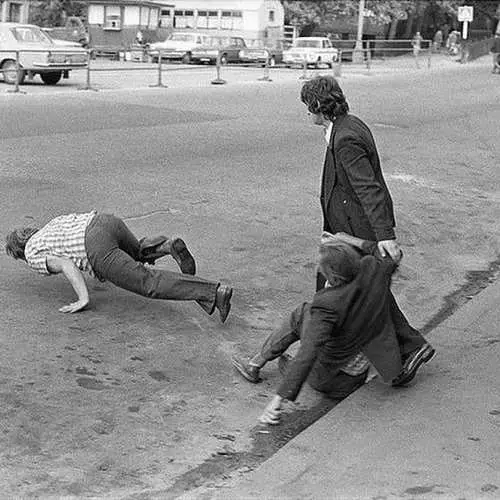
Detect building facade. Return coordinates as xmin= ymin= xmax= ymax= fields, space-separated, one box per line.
xmin=154 ymin=0 xmax=284 ymax=43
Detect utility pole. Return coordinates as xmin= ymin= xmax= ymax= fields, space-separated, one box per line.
xmin=353 ymin=0 xmax=365 ymax=63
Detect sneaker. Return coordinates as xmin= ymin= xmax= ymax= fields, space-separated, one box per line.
xmin=392 ymin=343 xmax=435 ymax=387
xmin=232 ymin=356 xmax=261 ymax=383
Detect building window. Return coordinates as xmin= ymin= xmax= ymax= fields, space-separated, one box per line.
xmin=174 ymin=9 xmax=195 ymax=28
xmin=104 ymin=6 xmax=122 ymax=30
xmin=220 ymin=10 xmax=242 ymax=30
xmin=9 ymin=2 xmax=22 ymax=22
xmin=268 ymin=10 xmax=275 ymax=23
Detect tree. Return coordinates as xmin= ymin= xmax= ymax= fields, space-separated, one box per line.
xmin=29 ymin=0 xmax=86 ymax=27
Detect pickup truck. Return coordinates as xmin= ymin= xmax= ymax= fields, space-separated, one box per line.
xmin=283 ymin=37 xmax=339 ymax=68
xmin=43 ymin=17 xmax=89 ymax=47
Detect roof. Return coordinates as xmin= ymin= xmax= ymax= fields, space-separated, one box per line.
xmin=87 ymin=0 xmax=174 ymax=7
xmin=153 ymin=0 xmax=278 ymax=11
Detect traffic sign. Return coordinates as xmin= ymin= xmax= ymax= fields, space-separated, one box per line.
xmin=458 ymin=6 xmax=473 ymax=22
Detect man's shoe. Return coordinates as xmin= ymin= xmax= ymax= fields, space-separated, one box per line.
xmin=139 ymin=236 xmax=168 ymax=264
xmin=170 ymin=238 xmax=196 ymax=275
xmin=232 ymin=356 xmax=261 ymax=383
xmin=215 ymin=286 xmax=233 ymax=323
xmin=392 ymin=343 xmax=435 ymax=387
xmin=278 ymin=354 xmax=294 ymax=376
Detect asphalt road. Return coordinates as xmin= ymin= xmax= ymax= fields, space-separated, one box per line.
xmin=0 ymin=59 xmax=499 ymax=498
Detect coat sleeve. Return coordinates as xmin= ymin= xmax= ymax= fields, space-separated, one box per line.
xmin=336 ymin=137 xmax=395 ymax=241
xmin=276 ymin=297 xmax=338 ymax=401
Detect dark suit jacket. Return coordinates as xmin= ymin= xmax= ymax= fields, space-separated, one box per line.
xmin=321 ymin=114 xmax=396 ymax=242
xmin=277 ymin=253 xmax=399 ymax=401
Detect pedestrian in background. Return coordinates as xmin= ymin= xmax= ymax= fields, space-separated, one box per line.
xmin=433 ymin=28 xmax=443 ymax=52
xmin=299 ymin=75 xmax=434 ymax=393
xmin=412 ymin=32 xmax=423 ymax=67
xmin=490 ymin=33 xmax=500 ymax=74
xmin=5 ymin=211 xmax=233 ymax=322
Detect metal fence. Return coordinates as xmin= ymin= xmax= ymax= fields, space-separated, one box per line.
xmin=1 ymin=42 xmax=435 ymax=93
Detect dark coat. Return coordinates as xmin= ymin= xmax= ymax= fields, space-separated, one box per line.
xmin=277 ymin=253 xmax=400 ymax=401
xmin=321 ymin=114 xmax=396 ymax=242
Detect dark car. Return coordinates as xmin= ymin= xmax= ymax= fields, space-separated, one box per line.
xmin=191 ymin=35 xmax=246 ymax=64
xmin=238 ymin=39 xmax=290 ymax=66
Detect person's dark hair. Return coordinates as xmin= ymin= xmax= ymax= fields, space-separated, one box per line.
xmin=300 ymin=75 xmax=349 ymax=120
xmin=318 ymin=241 xmax=361 ymax=285
xmin=5 ymin=227 xmax=39 ymax=261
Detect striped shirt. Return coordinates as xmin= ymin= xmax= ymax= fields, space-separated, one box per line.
xmin=25 ymin=211 xmax=96 ymax=276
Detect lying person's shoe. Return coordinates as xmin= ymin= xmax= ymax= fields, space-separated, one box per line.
xmin=170 ymin=238 xmax=196 ymax=275
xmin=232 ymin=356 xmax=261 ymax=383
xmin=215 ymin=285 xmax=233 ymax=323
xmin=392 ymin=343 xmax=435 ymax=387
xmin=278 ymin=353 xmax=294 ymax=376
xmin=139 ymin=235 xmax=168 ymax=264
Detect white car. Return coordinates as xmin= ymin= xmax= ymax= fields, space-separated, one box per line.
xmin=0 ymin=22 xmax=87 ymax=85
xmin=148 ymin=32 xmax=209 ymax=64
xmin=283 ymin=37 xmax=339 ymax=68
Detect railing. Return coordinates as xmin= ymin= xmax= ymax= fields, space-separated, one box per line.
xmin=1 ymin=42 xmax=436 ymax=93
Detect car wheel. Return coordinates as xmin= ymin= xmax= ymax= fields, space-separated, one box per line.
xmin=315 ymin=57 xmax=322 ymax=69
xmin=40 ymin=71 xmax=63 ymax=85
xmin=269 ymin=55 xmax=276 ymax=67
xmin=182 ymin=52 xmax=191 ymax=64
xmin=2 ymin=59 xmax=26 ymax=85
xmin=220 ymin=54 xmax=228 ymax=65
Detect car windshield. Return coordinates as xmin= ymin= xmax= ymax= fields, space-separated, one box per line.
xmin=294 ymin=40 xmax=321 ymax=48
xmin=11 ymin=26 xmax=52 ymax=43
xmin=168 ymin=33 xmax=195 ymax=42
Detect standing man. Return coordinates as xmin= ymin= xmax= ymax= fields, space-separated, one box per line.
xmin=490 ymin=33 xmax=500 ymax=74
xmin=299 ymin=76 xmax=434 ymax=387
xmin=412 ymin=32 xmax=423 ymax=68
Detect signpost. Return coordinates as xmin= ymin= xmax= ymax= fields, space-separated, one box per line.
xmin=458 ymin=5 xmax=474 ymax=40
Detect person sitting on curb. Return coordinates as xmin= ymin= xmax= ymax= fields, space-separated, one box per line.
xmin=232 ymin=232 xmax=435 ymax=425
xmin=5 ymin=210 xmax=232 ymax=322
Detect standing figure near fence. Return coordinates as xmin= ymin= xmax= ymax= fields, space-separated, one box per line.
xmin=433 ymin=29 xmax=443 ymax=52
xmin=491 ymin=33 xmax=500 ymax=74
xmin=5 ymin=211 xmax=233 ymax=322
xmin=412 ymin=32 xmax=423 ymax=68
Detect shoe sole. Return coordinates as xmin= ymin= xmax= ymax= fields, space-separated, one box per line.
xmin=393 ymin=346 xmax=435 ymax=387
xmin=231 ymin=356 xmax=260 ymax=383
xmin=219 ymin=288 xmax=233 ymax=323
xmin=171 ymin=238 xmax=196 ymax=275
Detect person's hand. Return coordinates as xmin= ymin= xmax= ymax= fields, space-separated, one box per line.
xmin=259 ymin=395 xmax=283 ymax=425
xmin=59 ymin=299 xmax=89 ymax=313
xmin=377 ymin=240 xmax=403 ymax=263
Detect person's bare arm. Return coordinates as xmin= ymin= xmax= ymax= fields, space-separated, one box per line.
xmin=46 ymin=256 xmax=89 ymax=313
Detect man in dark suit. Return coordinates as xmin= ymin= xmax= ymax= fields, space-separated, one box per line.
xmin=299 ymin=75 xmax=434 ymax=391
xmin=233 ymin=233 xmax=432 ymax=425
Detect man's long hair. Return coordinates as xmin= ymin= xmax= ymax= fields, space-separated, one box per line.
xmin=5 ymin=227 xmax=39 ymax=261
xmin=300 ymin=75 xmax=349 ymax=121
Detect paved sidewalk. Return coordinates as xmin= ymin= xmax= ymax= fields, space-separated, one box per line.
xmin=185 ymin=277 xmax=500 ymax=499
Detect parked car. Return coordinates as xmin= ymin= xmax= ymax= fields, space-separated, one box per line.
xmin=148 ymin=32 xmax=209 ymax=64
xmin=238 ymin=39 xmax=289 ymax=66
xmin=283 ymin=37 xmax=339 ymax=68
xmin=0 ymin=22 xmax=88 ymax=85
xmin=191 ymin=36 xmax=246 ymax=64
xmin=42 ymin=16 xmax=89 ymax=47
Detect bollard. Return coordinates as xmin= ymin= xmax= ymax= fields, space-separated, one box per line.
xmin=258 ymin=50 xmax=272 ymax=82
xmin=78 ymin=50 xmax=98 ymax=91
xmin=299 ymin=56 xmax=309 ymax=80
xmin=211 ymin=50 xmax=227 ymax=85
xmin=365 ymin=48 xmax=372 ymax=71
xmin=333 ymin=50 xmax=342 ymax=78
xmin=150 ymin=51 xmax=167 ymax=88
xmin=427 ymin=45 xmax=432 ymax=69
xmin=6 ymin=51 xmax=25 ymax=94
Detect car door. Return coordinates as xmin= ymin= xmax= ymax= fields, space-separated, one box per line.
xmin=228 ymin=37 xmax=245 ymax=62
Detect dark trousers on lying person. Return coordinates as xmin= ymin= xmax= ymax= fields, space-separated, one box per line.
xmin=85 ymin=213 xmax=218 ymax=314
